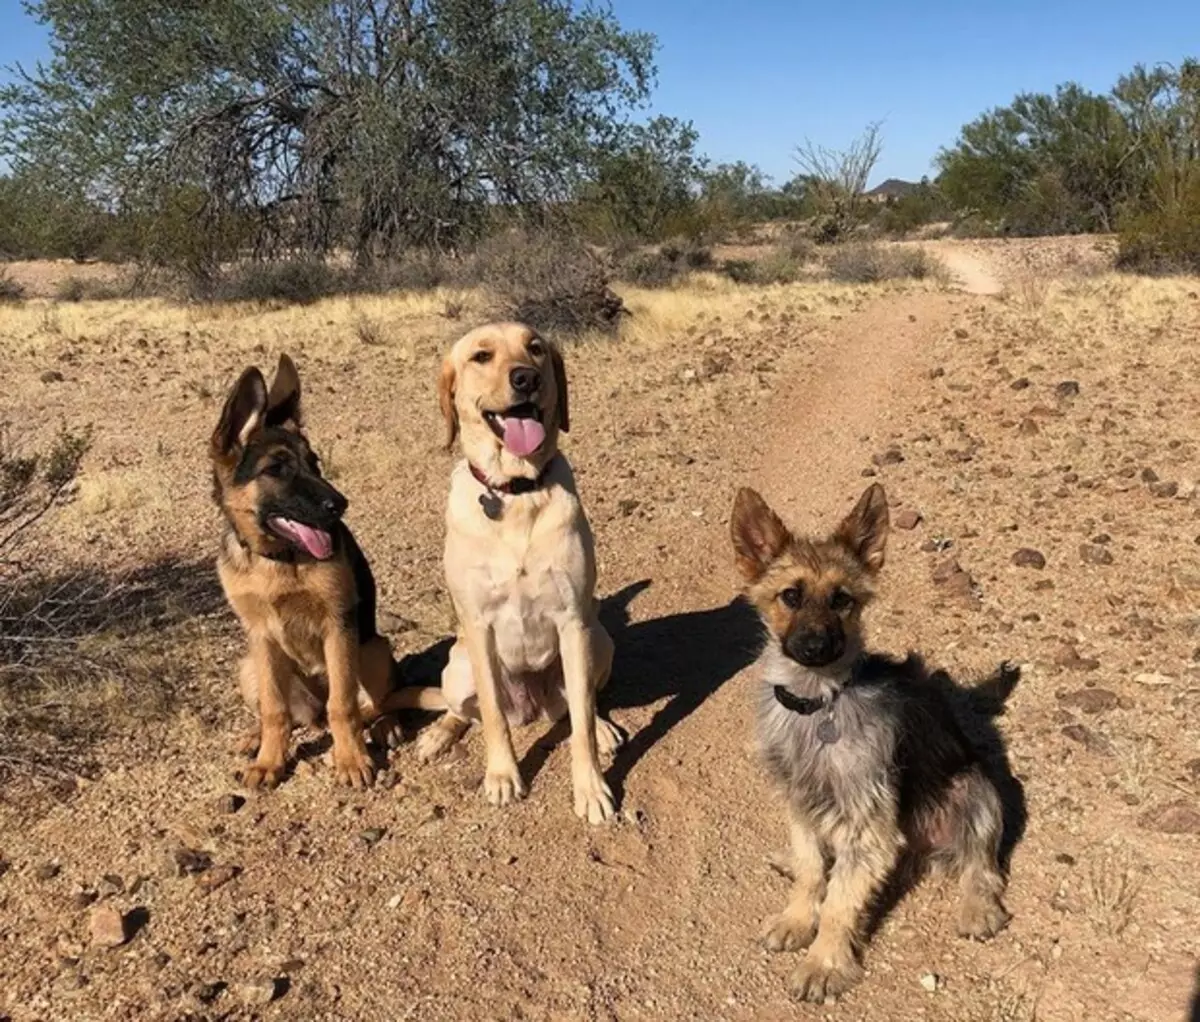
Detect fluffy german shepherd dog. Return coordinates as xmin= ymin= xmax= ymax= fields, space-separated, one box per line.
xmin=731 ymin=484 xmax=1014 ymax=1001
xmin=211 ymin=354 xmax=444 ymax=790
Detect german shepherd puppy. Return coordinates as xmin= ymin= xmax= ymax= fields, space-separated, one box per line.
xmin=731 ymin=484 xmax=1014 ymax=1001
xmin=211 ymin=353 xmax=444 ymax=790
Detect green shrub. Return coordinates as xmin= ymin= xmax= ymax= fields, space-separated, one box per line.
xmin=1116 ymin=206 xmax=1200 ymax=275
xmin=825 ymin=243 xmax=942 ymax=283
xmin=202 ymin=260 xmax=343 ymax=304
xmin=0 ymin=269 xmax=25 ymax=304
xmin=54 ymin=276 xmax=124 ymax=302
xmin=617 ymin=239 xmax=713 ymax=287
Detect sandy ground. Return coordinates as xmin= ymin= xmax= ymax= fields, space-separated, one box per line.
xmin=1 ymin=241 xmax=1198 ymax=1022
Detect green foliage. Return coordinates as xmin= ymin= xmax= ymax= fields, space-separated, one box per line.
xmin=1116 ymin=188 xmax=1200 ymax=273
xmin=875 ymin=179 xmax=953 ymax=236
xmin=0 ymin=269 xmax=25 ymax=303
xmin=825 ymin=243 xmax=941 ymax=284
xmin=617 ymin=240 xmax=712 ymax=287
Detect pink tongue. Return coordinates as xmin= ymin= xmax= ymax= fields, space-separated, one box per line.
xmin=501 ymin=416 xmax=546 ymax=457
xmin=272 ymin=518 xmax=333 ymax=559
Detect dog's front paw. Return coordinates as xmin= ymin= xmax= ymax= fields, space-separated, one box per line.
xmin=332 ymin=740 xmax=376 ymax=789
xmin=242 ymin=757 xmax=286 ymax=790
xmin=595 ymin=717 xmax=625 ymax=758
xmin=483 ymin=763 xmax=527 ymax=807
xmin=762 ymin=912 xmax=817 ymax=952
xmin=957 ymin=894 xmax=1010 ymax=941
xmin=368 ymin=714 xmax=405 ymax=750
xmin=790 ymin=949 xmax=863 ymax=1002
xmin=572 ymin=770 xmax=615 ymax=824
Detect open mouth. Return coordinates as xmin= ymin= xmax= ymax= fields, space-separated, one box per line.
xmin=267 ymin=517 xmax=335 ymax=560
xmin=482 ymin=402 xmax=546 ymax=458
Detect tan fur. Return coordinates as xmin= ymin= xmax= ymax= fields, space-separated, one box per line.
xmin=212 ymin=354 xmax=445 ymax=791
xmin=425 ymin=322 xmax=621 ymax=823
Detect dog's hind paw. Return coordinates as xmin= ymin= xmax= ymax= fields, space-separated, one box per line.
xmin=790 ymin=950 xmax=863 ymax=1002
xmin=957 ymin=894 xmax=1010 ymax=941
xmin=484 ymin=763 xmax=527 ymax=807
xmin=595 ymin=716 xmax=625 ymax=758
xmin=242 ymin=759 xmax=286 ymax=790
xmin=368 ymin=715 xmax=405 ymax=750
xmin=762 ymin=912 xmax=817 ymax=952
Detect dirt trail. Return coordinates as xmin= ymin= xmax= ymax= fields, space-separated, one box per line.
xmin=936 ymin=247 xmax=1005 ymax=296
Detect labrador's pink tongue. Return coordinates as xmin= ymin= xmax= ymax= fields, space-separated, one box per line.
xmin=501 ymin=416 xmax=546 ymax=457
xmin=272 ymin=518 xmax=333 ymax=559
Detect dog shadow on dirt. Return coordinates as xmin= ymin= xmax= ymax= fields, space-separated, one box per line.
xmin=396 ymin=579 xmax=761 ymax=799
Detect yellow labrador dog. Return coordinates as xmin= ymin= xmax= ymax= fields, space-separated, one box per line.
xmin=419 ymin=322 xmax=622 ymax=823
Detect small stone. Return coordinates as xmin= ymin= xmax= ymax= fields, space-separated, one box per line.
xmin=1060 ymin=724 xmax=1115 ymax=757
xmin=932 ymin=558 xmax=964 ymax=584
xmin=1054 ymin=852 xmax=1077 ymax=866
xmin=1149 ymin=480 xmax=1178 ymax=498
xmin=872 ymin=447 xmax=904 ymax=467
xmin=196 ymin=864 xmax=240 ymax=893
xmin=919 ymin=973 xmax=939 ymax=993
xmin=173 ymin=848 xmax=212 ymax=876
xmin=40 ymin=370 xmax=64 ymax=384
xmin=71 ymin=888 xmax=99 ymax=909
xmin=894 ymin=509 xmax=922 ymax=530
xmin=1011 ymin=548 xmax=1046 ymax=569
xmin=1134 ymin=672 xmax=1173 ymax=687
xmin=35 ymin=862 xmax=61 ymax=882
xmin=1010 ymin=377 xmax=1031 ymax=390
xmin=378 ymin=611 xmax=416 ymax=633
xmin=89 ymin=907 xmax=128 ymax=948
xmin=1184 ymin=759 xmax=1200 ymax=781
xmin=929 ymin=367 xmax=945 ymax=379
xmin=216 ymin=794 xmax=245 ymax=814
xmin=359 ymin=827 xmax=386 ymax=847
xmin=1139 ymin=800 xmax=1200 ymax=835
xmin=1055 ymin=381 xmax=1080 ymax=399
xmin=387 ymin=893 xmax=404 ymax=910
xmin=96 ymin=873 xmax=124 ymax=898
xmin=617 ymin=498 xmax=640 ymax=517
xmin=1018 ymin=417 xmax=1039 ymax=435
xmin=953 ymin=327 xmax=969 ymax=339
xmin=1079 ymin=544 xmax=1114 ymax=566
xmin=1141 ymin=467 xmax=1159 ymax=483
xmin=1058 ymin=687 xmax=1118 ymax=714
xmin=234 ymin=977 xmax=281 ymax=1006
xmin=192 ymin=981 xmax=224 ymax=1004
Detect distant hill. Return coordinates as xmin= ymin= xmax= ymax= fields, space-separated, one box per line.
xmin=865 ymin=178 xmax=919 ymax=200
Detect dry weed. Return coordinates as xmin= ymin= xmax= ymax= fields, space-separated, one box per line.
xmin=1086 ymin=840 xmax=1144 ymax=937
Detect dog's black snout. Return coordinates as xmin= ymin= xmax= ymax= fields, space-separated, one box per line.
xmin=324 ymin=492 xmax=348 ymax=518
xmin=509 ymin=366 xmax=540 ymax=395
xmin=786 ymin=628 xmax=844 ymax=667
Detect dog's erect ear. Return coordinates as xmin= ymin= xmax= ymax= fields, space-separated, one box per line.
xmin=438 ymin=354 xmax=458 ymax=450
xmin=731 ymin=487 xmax=792 ymax=582
xmin=835 ymin=483 xmax=889 ymax=573
xmin=549 ymin=342 xmax=569 ymax=434
xmin=212 ymin=366 xmax=268 ymax=460
xmin=265 ymin=353 xmax=302 ymax=430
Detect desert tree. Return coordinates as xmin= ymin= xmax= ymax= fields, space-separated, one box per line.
xmin=1 ymin=0 xmax=658 ymax=268
xmin=793 ymin=121 xmax=883 ymax=241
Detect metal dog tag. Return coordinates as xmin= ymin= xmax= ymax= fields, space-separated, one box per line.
xmin=479 ymin=492 xmax=504 ymax=521
xmin=816 ymin=712 xmax=840 ymax=745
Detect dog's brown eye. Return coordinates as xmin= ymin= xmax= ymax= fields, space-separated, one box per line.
xmin=528 ymin=341 xmax=544 ymax=357
xmin=830 ymin=589 xmax=855 ymax=613
xmin=471 ymin=350 xmax=493 ymax=364
xmin=779 ymin=586 xmax=804 ymax=609
xmin=262 ymin=459 xmax=286 ymax=478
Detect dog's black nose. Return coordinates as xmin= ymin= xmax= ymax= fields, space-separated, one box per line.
xmin=324 ymin=493 xmax=348 ymax=517
xmin=787 ymin=629 xmax=843 ymax=667
xmin=509 ymin=366 xmax=540 ymax=395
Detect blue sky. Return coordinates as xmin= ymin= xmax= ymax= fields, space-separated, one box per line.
xmin=3 ymin=0 xmax=1198 ymax=185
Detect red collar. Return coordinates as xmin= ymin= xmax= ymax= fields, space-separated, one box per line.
xmin=469 ymin=456 xmax=555 ymax=495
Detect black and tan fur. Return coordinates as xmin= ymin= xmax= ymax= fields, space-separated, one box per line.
xmin=731 ymin=484 xmax=1014 ymax=1001
xmin=211 ymin=353 xmax=444 ymax=790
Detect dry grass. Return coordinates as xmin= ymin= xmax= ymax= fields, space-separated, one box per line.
xmin=75 ymin=468 xmax=169 ymax=516
xmin=1086 ymin=840 xmax=1144 ymax=937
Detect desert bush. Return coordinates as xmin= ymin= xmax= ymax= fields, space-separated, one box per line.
xmin=1116 ymin=204 xmax=1200 ymax=274
xmin=825 ymin=242 xmax=942 ymax=283
xmin=717 ymin=247 xmax=808 ymax=286
xmin=479 ymin=230 xmax=625 ymax=335
xmin=54 ymin=276 xmax=124 ymax=302
xmin=0 ymin=269 xmax=25 ymax=303
xmin=618 ymin=240 xmax=713 ymax=287
xmin=201 ymin=259 xmax=344 ymax=304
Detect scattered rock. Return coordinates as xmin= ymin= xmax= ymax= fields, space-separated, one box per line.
xmin=1134 ymin=672 xmax=1173 ymax=687
xmin=1058 ymin=687 xmax=1118 ymax=713
xmin=40 ymin=370 xmax=65 ymax=384
xmin=919 ymin=973 xmax=940 ymax=993
xmin=1079 ymin=543 xmax=1114 ymax=566
xmin=1054 ymin=852 xmax=1077 ymax=866
xmin=1139 ymin=800 xmax=1200 ymax=835
xmin=216 ymin=794 xmax=245 ymax=815
xmin=617 ymin=498 xmax=640 ymax=517
xmin=1149 ymin=480 xmax=1178 ymax=499
xmin=1018 ymin=418 xmax=1039 ymax=436
xmin=1184 ymin=759 xmax=1200 ymax=781
xmin=96 ymin=873 xmax=124 ymax=898
xmin=234 ymin=977 xmax=281 ymax=1006
xmin=1010 ymin=377 xmax=1031 ymax=390
xmin=196 ymin=864 xmax=240 ymax=894
xmin=1053 ymin=645 xmax=1101 ymax=672
xmin=35 ymin=862 xmax=61 ymax=882
xmin=894 ymin=509 xmax=922 ymax=530
xmin=173 ymin=848 xmax=213 ymax=876
xmin=1011 ymin=548 xmax=1046 ymax=569
xmin=192 ymin=981 xmax=224 ymax=1004
xmin=378 ymin=611 xmax=417 ymax=633
xmin=929 ymin=367 xmax=945 ymax=379
xmin=953 ymin=327 xmax=969 ymax=339
xmin=872 ymin=447 xmax=904 ymax=467
xmin=1060 ymin=724 xmax=1115 ymax=757
xmin=932 ymin=558 xmax=964 ymax=584
xmin=71 ymin=888 xmax=99 ymax=909
xmin=1141 ymin=467 xmax=1158 ymax=483
xmin=359 ymin=827 xmax=386 ymax=847
xmin=932 ymin=559 xmax=979 ymax=606
xmin=1054 ymin=380 xmax=1080 ymax=399
xmin=89 ymin=907 xmax=128 ymax=948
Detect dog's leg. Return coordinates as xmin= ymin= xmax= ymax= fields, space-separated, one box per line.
xmin=543 ymin=638 xmax=623 ymax=758
xmin=462 ymin=625 xmax=526 ymax=806
xmin=323 ymin=625 xmax=374 ymax=789
xmin=952 ymin=769 xmax=1011 ymax=939
xmin=559 ymin=618 xmax=615 ymax=823
xmin=790 ymin=816 xmax=900 ymax=1002
xmin=763 ymin=814 xmax=825 ymax=952
xmin=415 ymin=638 xmax=473 ymax=762
xmin=242 ymin=640 xmax=292 ymax=789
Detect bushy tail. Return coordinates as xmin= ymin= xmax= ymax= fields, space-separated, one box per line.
xmin=968 ymin=661 xmax=1020 ymax=718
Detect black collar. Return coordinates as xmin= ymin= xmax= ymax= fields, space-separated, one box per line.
xmin=772 ymin=658 xmax=866 ymax=716
xmin=236 ymin=534 xmax=297 ymax=564
xmin=469 ymin=456 xmax=555 ymax=496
